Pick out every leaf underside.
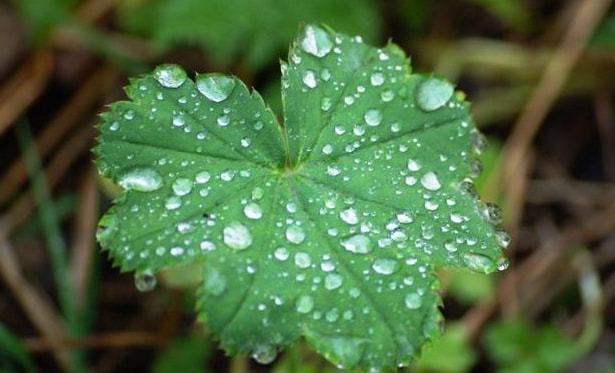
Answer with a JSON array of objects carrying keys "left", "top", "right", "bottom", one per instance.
[{"left": 96, "top": 25, "right": 507, "bottom": 370}]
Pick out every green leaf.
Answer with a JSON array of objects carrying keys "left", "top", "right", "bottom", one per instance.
[
  {"left": 152, "top": 334, "right": 212, "bottom": 373},
  {"left": 96, "top": 25, "right": 508, "bottom": 370},
  {"left": 413, "top": 322, "right": 476, "bottom": 373},
  {"left": 118, "top": 0, "right": 381, "bottom": 69}
]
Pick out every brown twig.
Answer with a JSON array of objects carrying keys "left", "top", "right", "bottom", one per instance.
[
  {"left": 0, "top": 65, "right": 116, "bottom": 206},
  {"left": 0, "top": 219, "right": 72, "bottom": 370},
  {"left": 0, "top": 51, "right": 53, "bottom": 137},
  {"left": 501, "top": 0, "right": 613, "bottom": 229},
  {"left": 594, "top": 88, "right": 615, "bottom": 181},
  {"left": 69, "top": 168, "right": 99, "bottom": 305},
  {"left": 24, "top": 331, "right": 166, "bottom": 352}
]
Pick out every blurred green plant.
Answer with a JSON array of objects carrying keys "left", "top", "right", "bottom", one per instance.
[
  {"left": 10, "top": 0, "right": 76, "bottom": 42},
  {"left": 483, "top": 319, "right": 577, "bottom": 373},
  {"left": 118, "top": 0, "right": 381, "bottom": 69},
  {"left": 152, "top": 333, "right": 212, "bottom": 373},
  {"left": 412, "top": 322, "right": 476, "bottom": 373},
  {"left": 0, "top": 324, "right": 35, "bottom": 373}
]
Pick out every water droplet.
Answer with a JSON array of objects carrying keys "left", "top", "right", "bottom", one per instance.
[
  {"left": 364, "top": 109, "right": 382, "bottom": 127},
  {"left": 172, "top": 116, "right": 185, "bottom": 127},
  {"left": 324, "top": 273, "right": 343, "bottom": 290},
  {"left": 296, "top": 294, "right": 314, "bottom": 313},
  {"left": 172, "top": 178, "right": 193, "bottom": 196},
  {"left": 381, "top": 90, "right": 395, "bottom": 102},
  {"left": 204, "top": 268, "right": 226, "bottom": 296},
  {"left": 407, "top": 159, "right": 421, "bottom": 171},
  {"left": 420, "top": 172, "right": 441, "bottom": 191},
  {"left": 341, "top": 234, "right": 371, "bottom": 254},
  {"left": 339, "top": 208, "right": 359, "bottom": 225},
  {"left": 118, "top": 168, "right": 163, "bottom": 192},
  {"left": 495, "top": 230, "right": 511, "bottom": 249},
  {"left": 463, "top": 252, "right": 493, "bottom": 273},
  {"left": 200, "top": 241, "right": 216, "bottom": 251},
  {"left": 274, "top": 247, "right": 289, "bottom": 261},
  {"left": 134, "top": 270, "right": 157, "bottom": 292},
  {"left": 416, "top": 77, "right": 454, "bottom": 112},
  {"left": 170, "top": 246, "right": 184, "bottom": 256},
  {"left": 483, "top": 203, "right": 503, "bottom": 225},
  {"left": 165, "top": 196, "right": 181, "bottom": 210},
  {"left": 294, "top": 252, "right": 311, "bottom": 268},
  {"left": 196, "top": 73, "right": 236, "bottom": 102},
  {"left": 244, "top": 202, "right": 263, "bottom": 220},
  {"left": 302, "top": 70, "right": 317, "bottom": 88},
  {"left": 372, "top": 258, "right": 397, "bottom": 275},
  {"left": 217, "top": 114, "right": 230, "bottom": 127},
  {"left": 286, "top": 225, "right": 306, "bottom": 244},
  {"left": 154, "top": 64, "right": 187, "bottom": 88},
  {"left": 251, "top": 345, "right": 277, "bottom": 364},
  {"left": 321, "top": 96, "right": 332, "bottom": 111},
  {"left": 404, "top": 293, "right": 422, "bottom": 309},
  {"left": 370, "top": 72, "right": 385, "bottom": 86},
  {"left": 301, "top": 25, "right": 333, "bottom": 58},
  {"left": 497, "top": 257, "right": 509, "bottom": 271},
  {"left": 240, "top": 137, "right": 251, "bottom": 147},
  {"left": 397, "top": 212, "right": 414, "bottom": 224},
  {"left": 322, "top": 144, "right": 333, "bottom": 155},
  {"left": 195, "top": 171, "right": 211, "bottom": 184},
  {"left": 223, "top": 222, "right": 252, "bottom": 250}
]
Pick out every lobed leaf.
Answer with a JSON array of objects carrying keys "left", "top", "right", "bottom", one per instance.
[{"left": 96, "top": 25, "right": 509, "bottom": 370}]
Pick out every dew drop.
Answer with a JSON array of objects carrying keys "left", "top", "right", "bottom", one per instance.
[
  {"left": 244, "top": 202, "right": 263, "bottom": 220},
  {"left": 495, "top": 230, "right": 511, "bottom": 249},
  {"left": 134, "top": 270, "right": 157, "bottom": 292},
  {"left": 420, "top": 172, "right": 441, "bottom": 191},
  {"left": 339, "top": 208, "right": 359, "bottom": 225},
  {"left": 286, "top": 225, "right": 306, "bottom": 244},
  {"left": 172, "top": 178, "right": 193, "bottom": 196},
  {"left": 294, "top": 252, "right": 311, "bottom": 268},
  {"left": 296, "top": 294, "right": 314, "bottom": 313},
  {"left": 370, "top": 72, "right": 385, "bottom": 86},
  {"left": 195, "top": 171, "right": 211, "bottom": 184},
  {"left": 302, "top": 70, "right": 317, "bottom": 88},
  {"left": 416, "top": 77, "right": 454, "bottom": 112},
  {"left": 301, "top": 25, "right": 333, "bottom": 58},
  {"left": 462, "top": 252, "right": 493, "bottom": 273},
  {"left": 274, "top": 247, "right": 289, "bottom": 261},
  {"left": 196, "top": 73, "right": 236, "bottom": 102},
  {"left": 165, "top": 196, "right": 182, "bottom": 210},
  {"left": 118, "top": 168, "right": 163, "bottom": 192},
  {"left": 404, "top": 293, "right": 422, "bottom": 309},
  {"left": 223, "top": 222, "right": 253, "bottom": 250},
  {"left": 407, "top": 159, "right": 421, "bottom": 171},
  {"left": 217, "top": 114, "right": 230, "bottom": 127},
  {"left": 200, "top": 240, "right": 216, "bottom": 251},
  {"left": 483, "top": 203, "right": 503, "bottom": 225},
  {"left": 251, "top": 345, "right": 277, "bottom": 365},
  {"left": 341, "top": 234, "right": 371, "bottom": 254},
  {"left": 364, "top": 109, "right": 382, "bottom": 127},
  {"left": 154, "top": 64, "right": 187, "bottom": 88},
  {"left": 204, "top": 268, "right": 226, "bottom": 296},
  {"left": 372, "top": 258, "right": 397, "bottom": 275},
  {"left": 324, "top": 273, "right": 343, "bottom": 290}
]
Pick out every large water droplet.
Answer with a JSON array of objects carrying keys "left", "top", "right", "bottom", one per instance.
[
  {"left": 195, "top": 171, "right": 211, "bottom": 184},
  {"left": 483, "top": 203, "right": 503, "bottom": 225},
  {"left": 134, "top": 270, "right": 157, "bottom": 292},
  {"left": 495, "top": 229, "right": 511, "bottom": 249},
  {"left": 420, "top": 172, "right": 441, "bottom": 191},
  {"left": 302, "top": 70, "right": 317, "bottom": 88},
  {"left": 286, "top": 225, "right": 306, "bottom": 244},
  {"left": 370, "top": 72, "right": 385, "bottom": 86},
  {"left": 244, "top": 202, "right": 263, "bottom": 220},
  {"left": 154, "top": 64, "right": 187, "bottom": 88},
  {"left": 196, "top": 74, "right": 236, "bottom": 102},
  {"left": 341, "top": 234, "right": 371, "bottom": 254},
  {"left": 294, "top": 252, "right": 311, "bottom": 268},
  {"left": 301, "top": 25, "right": 333, "bottom": 58},
  {"left": 118, "top": 168, "right": 163, "bottom": 192},
  {"left": 223, "top": 222, "right": 252, "bottom": 250},
  {"left": 416, "top": 77, "right": 454, "bottom": 112}
]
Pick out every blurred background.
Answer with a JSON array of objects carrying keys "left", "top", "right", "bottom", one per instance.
[{"left": 0, "top": 0, "right": 614, "bottom": 371}]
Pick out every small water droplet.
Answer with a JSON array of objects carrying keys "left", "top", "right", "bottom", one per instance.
[
  {"left": 195, "top": 171, "right": 211, "bottom": 184},
  {"left": 223, "top": 222, "right": 252, "bottom": 250},
  {"left": 286, "top": 225, "right": 306, "bottom": 244},
  {"left": 217, "top": 114, "right": 230, "bottom": 127},
  {"left": 407, "top": 159, "right": 421, "bottom": 171},
  {"left": 244, "top": 202, "right": 263, "bottom": 220},
  {"left": 339, "top": 208, "right": 359, "bottom": 225},
  {"left": 200, "top": 240, "right": 216, "bottom": 251},
  {"left": 251, "top": 345, "right": 277, "bottom": 364},
  {"left": 341, "top": 234, "right": 371, "bottom": 254},
  {"left": 324, "top": 273, "right": 343, "bottom": 290},
  {"left": 296, "top": 294, "right": 314, "bottom": 313},
  {"left": 302, "top": 70, "right": 317, "bottom": 88},
  {"left": 404, "top": 293, "right": 422, "bottom": 309},
  {"left": 364, "top": 109, "right": 382, "bottom": 127},
  {"left": 483, "top": 203, "right": 503, "bottom": 225},
  {"left": 294, "top": 252, "right": 311, "bottom": 268},
  {"left": 165, "top": 196, "right": 181, "bottom": 210},
  {"left": 134, "top": 270, "right": 157, "bottom": 292},
  {"left": 172, "top": 178, "right": 193, "bottom": 196},
  {"left": 301, "top": 25, "right": 333, "bottom": 58},
  {"left": 416, "top": 77, "right": 454, "bottom": 112},
  {"left": 495, "top": 229, "right": 511, "bottom": 249},
  {"left": 370, "top": 72, "right": 385, "bottom": 86},
  {"left": 420, "top": 172, "right": 441, "bottom": 191},
  {"left": 274, "top": 247, "right": 289, "bottom": 261},
  {"left": 196, "top": 74, "right": 236, "bottom": 102}
]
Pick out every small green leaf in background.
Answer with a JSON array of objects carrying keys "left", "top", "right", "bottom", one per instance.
[
  {"left": 152, "top": 334, "right": 212, "bottom": 373},
  {"left": 10, "top": 0, "right": 76, "bottom": 43},
  {"left": 443, "top": 269, "right": 495, "bottom": 305},
  {"left": 118, "top": 0, "right": 381, "bottom": 69},
  {"left": 413, "top": 322, "right": 476, "bottom": 373},
  {"left": 465, "top": 0, "right": 531, "bottom": 32},
  {"left": 96, "top": 24, "right": 508, "bottom": 370},
  {"left": 483, "top": 319, "right": 577, "bottom": 373}
]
